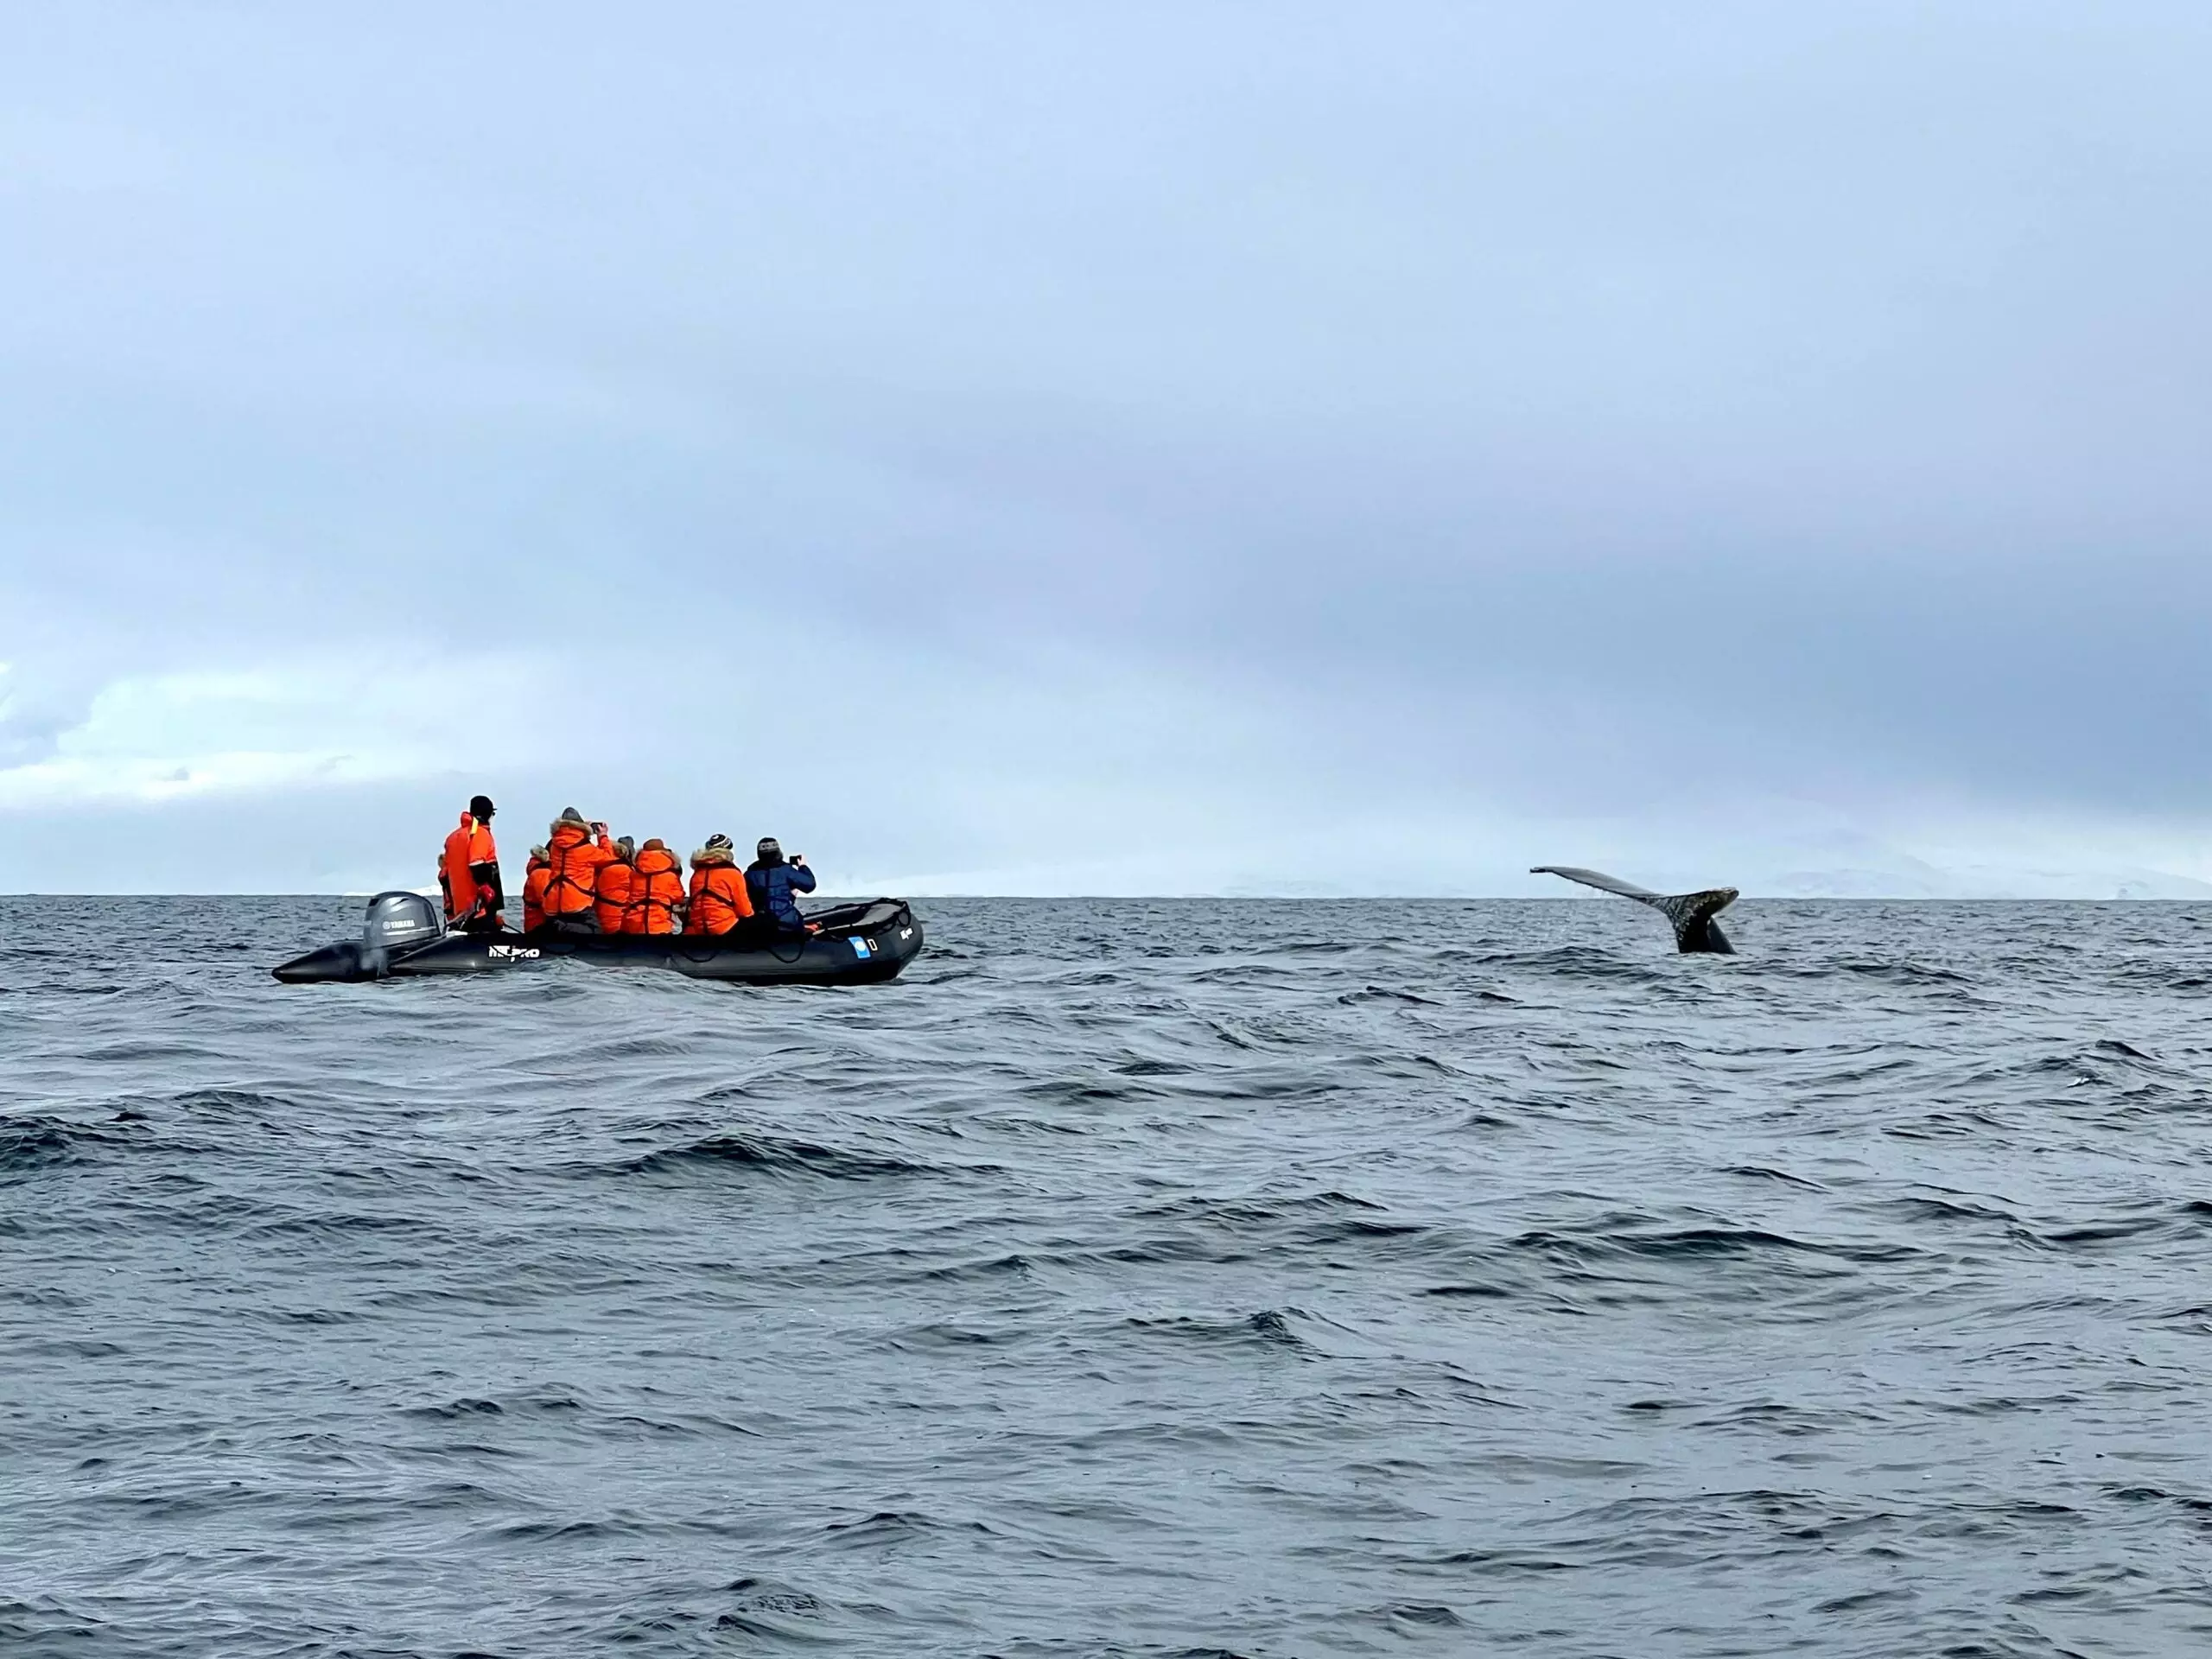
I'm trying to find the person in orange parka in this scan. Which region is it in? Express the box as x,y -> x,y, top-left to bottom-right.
684,832 -> 753,936
441,794 -> 505,933
539,807 -> 614,933
593,836 -> 638,935
626,838 -> 687,934
521,845 -> 551,934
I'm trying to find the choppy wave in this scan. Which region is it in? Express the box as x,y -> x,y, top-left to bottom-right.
5,893 -> 2212,1657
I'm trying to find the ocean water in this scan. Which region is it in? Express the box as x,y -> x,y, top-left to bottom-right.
5,895 -> 2212,1659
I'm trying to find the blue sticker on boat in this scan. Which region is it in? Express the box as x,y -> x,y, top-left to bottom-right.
852,938 -> 874,958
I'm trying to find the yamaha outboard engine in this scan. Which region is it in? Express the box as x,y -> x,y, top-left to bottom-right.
273,890 -> 445,983
360,890 -> 443,977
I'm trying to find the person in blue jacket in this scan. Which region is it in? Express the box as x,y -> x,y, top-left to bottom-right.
746,836 -> 817,936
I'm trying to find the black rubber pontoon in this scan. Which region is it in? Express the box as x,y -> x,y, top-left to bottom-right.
273,891 -> 925,985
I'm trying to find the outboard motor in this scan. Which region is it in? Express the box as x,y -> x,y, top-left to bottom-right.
274,891 -> 447,984
360,889 -> 443,977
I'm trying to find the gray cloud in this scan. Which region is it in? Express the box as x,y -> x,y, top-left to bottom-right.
3,3 -> 2209,893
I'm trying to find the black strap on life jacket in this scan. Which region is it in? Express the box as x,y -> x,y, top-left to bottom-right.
636,852 -> 685,931
595,859 -> 634,926
689,861 -> 741,931
633,860 -> 681,930
545,834 -> 602,913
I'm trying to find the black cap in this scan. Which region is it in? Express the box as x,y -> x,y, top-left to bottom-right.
469,795 -> 495,819
756,836 -> 781,860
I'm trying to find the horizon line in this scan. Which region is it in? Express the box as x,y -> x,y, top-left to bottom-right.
2,891 -> 2206,904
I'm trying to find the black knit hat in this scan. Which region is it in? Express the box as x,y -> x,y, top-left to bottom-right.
755,836 -> 782,861
469,795 -> 495,819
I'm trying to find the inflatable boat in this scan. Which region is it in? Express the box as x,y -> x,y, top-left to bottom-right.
273,891 -> 925,986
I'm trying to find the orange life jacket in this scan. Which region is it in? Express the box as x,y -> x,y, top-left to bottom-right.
441,814 -> 497,920
522,855 -> 550,932
626,842 -> 685,935
685,853 -> 753,935
543,821 -> 612,918
593,855 -> 636,935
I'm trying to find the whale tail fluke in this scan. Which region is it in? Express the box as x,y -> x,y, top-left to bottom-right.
1652,886 -> 1739,955
1530,866 -> 1739,954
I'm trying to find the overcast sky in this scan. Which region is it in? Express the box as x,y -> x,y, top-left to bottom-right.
4,3 -> 2209,895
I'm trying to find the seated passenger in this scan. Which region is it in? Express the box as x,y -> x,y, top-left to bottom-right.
540,807 -> 614,933
746,836 -> 817,936
522,845 -> 551,933
594,836 -> 638,935
626,839 -> 686,935
685,834 -> 753,936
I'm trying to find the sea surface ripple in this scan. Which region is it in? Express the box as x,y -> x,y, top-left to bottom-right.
5,896 -> 2212,1657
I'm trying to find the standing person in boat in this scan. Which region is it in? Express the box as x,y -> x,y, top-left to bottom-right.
626,838 -> 687,935
684,834 -> 753,937
521,845 -> 551,934
746,836 -> 818,938
539,807 -> 615,934
441,795 -> 505,933
593,836 -> 638,935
